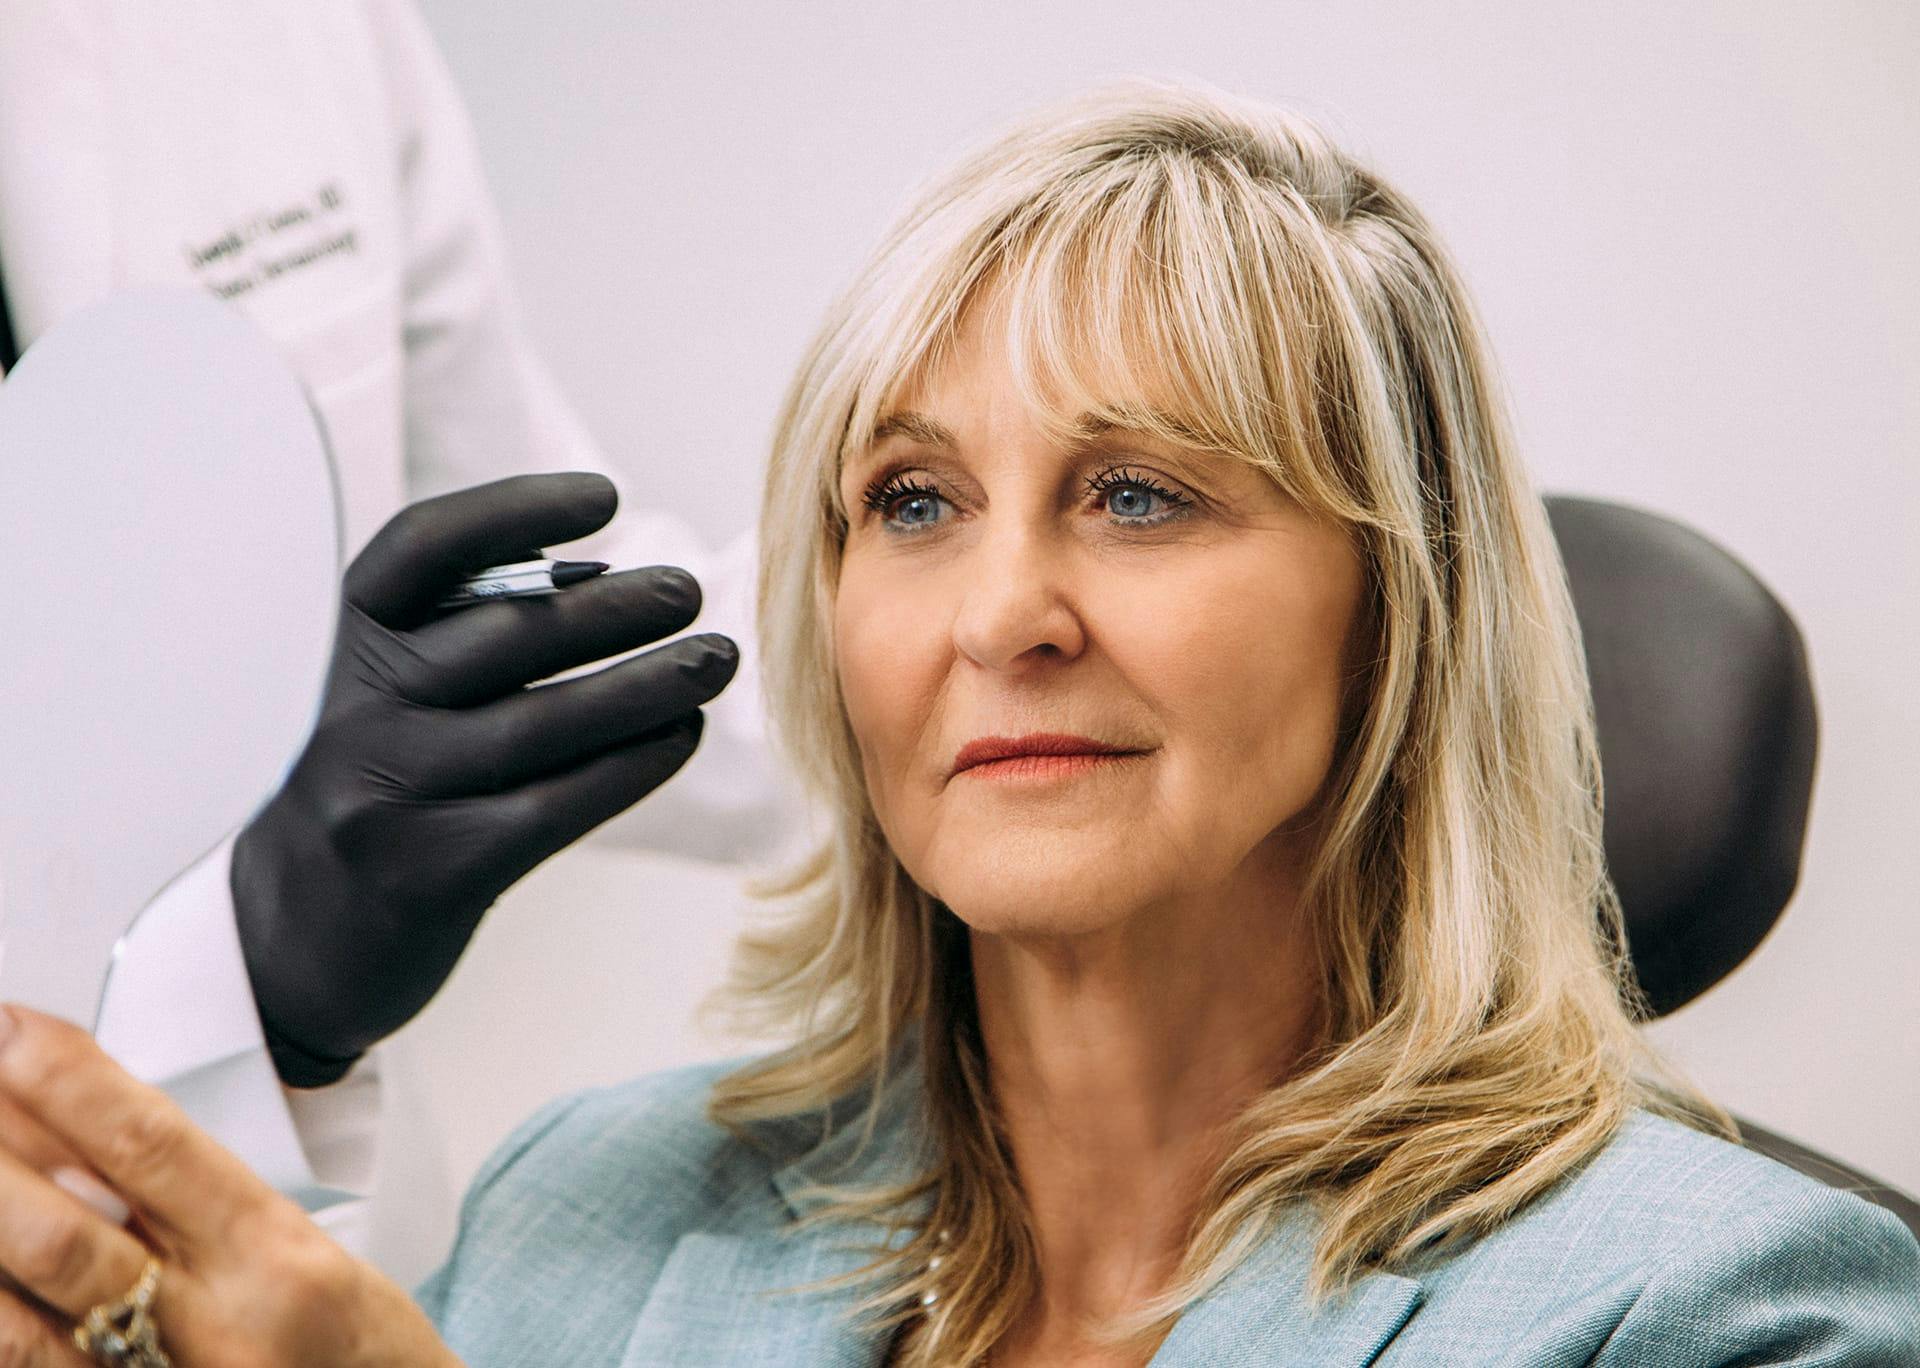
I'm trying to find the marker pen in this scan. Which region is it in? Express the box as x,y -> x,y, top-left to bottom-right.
436,558 -> 608,610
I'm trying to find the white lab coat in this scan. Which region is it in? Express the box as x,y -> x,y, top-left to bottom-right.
0,0 -> 794,1287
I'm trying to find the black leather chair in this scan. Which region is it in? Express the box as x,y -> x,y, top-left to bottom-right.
1545,495 -> 1920,1239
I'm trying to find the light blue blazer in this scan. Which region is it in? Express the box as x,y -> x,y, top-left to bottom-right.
416,1055 -> 1920,1365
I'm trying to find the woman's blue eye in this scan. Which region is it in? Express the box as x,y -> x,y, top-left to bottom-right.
1086,467 -> 1193,524
895,493 -> 944,526
857,480 -> 949,531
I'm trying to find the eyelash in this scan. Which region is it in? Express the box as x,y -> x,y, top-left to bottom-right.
859,466 -> 1194,534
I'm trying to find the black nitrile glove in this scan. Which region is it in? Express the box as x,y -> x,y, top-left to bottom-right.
230,472 -> 738,1086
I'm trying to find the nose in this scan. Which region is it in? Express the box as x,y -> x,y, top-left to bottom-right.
949,523 -> 1087,674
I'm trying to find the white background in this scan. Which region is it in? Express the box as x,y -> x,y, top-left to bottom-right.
395,0 -> 1920,1199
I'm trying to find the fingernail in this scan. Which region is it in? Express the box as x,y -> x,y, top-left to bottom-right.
51,1168 -> 131,1226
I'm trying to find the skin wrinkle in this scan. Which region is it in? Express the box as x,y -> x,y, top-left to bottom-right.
832,295 -> 1365,1363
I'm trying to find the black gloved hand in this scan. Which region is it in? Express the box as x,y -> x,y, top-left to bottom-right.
230,472 -> 738,1086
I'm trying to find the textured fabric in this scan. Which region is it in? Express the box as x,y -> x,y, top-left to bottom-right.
416,1053 -> 1920,1366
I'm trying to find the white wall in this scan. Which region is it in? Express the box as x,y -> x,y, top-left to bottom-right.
401,0 -> 1920,1197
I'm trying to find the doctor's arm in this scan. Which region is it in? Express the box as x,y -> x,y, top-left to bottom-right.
97,0 -> 786,1283
363,0 -> 793,866
97,473 -> 735,1286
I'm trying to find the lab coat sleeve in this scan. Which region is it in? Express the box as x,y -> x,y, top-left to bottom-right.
94,833 -> 458,1287
91,835 -> 380,1224
361,0 -> 803,865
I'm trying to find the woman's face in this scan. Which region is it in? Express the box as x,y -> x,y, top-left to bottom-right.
833,306 -> 1368,941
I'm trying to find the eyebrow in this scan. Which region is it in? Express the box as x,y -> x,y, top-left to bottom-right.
867,408 -> 1207,452
1079,408 -> 1221,451
870,411 -> 959,449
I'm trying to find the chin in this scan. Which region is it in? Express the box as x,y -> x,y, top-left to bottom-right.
941,895 -> 1124,941
922,847 -> 1156,941
894,807 -> 1186,932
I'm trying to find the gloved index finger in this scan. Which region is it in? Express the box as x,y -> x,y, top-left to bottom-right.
344,472 -> 618,628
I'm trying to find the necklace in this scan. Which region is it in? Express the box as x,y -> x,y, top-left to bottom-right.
920,1227 -> 953,1311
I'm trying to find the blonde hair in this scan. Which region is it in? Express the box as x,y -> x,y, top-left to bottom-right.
706,79 -> 1727,1363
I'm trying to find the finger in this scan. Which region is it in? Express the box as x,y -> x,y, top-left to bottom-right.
0,1288 -> 90,1368
395,566 -> 709,707
450,711 -> 708,894
0,1161 -> 134,1307
344,472 -> 617,627
0,1093 -> 91,1177
0,1146 -> 151,1325
428,635 -> 738,794
0,1099 -> 129,1331
0,1008 -> 269,1251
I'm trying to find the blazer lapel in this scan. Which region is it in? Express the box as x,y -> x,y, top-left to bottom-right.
617,1226 -> 904,1368
1151,1206 -> 1425,1366
621,1063 -> 935,1368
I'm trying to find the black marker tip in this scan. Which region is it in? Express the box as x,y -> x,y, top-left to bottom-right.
551,559 -> 610,588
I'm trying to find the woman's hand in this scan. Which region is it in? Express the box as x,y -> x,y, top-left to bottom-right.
0,1004 -> 459,1367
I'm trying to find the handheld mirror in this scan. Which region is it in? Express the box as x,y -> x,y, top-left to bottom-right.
0,287 -> 340,1028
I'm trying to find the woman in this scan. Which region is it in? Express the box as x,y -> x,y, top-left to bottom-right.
0,80 -> 1914,1367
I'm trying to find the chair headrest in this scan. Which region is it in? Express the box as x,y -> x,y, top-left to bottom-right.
1543,495 -> 1819,1016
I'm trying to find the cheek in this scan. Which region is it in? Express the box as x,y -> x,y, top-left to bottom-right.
1142,557 -> 1360,817
832,567 -> 940,790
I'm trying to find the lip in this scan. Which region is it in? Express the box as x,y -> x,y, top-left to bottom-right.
950,732 -> 1141,779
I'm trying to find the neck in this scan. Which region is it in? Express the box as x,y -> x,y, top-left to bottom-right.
967,851 -> 1323,1342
